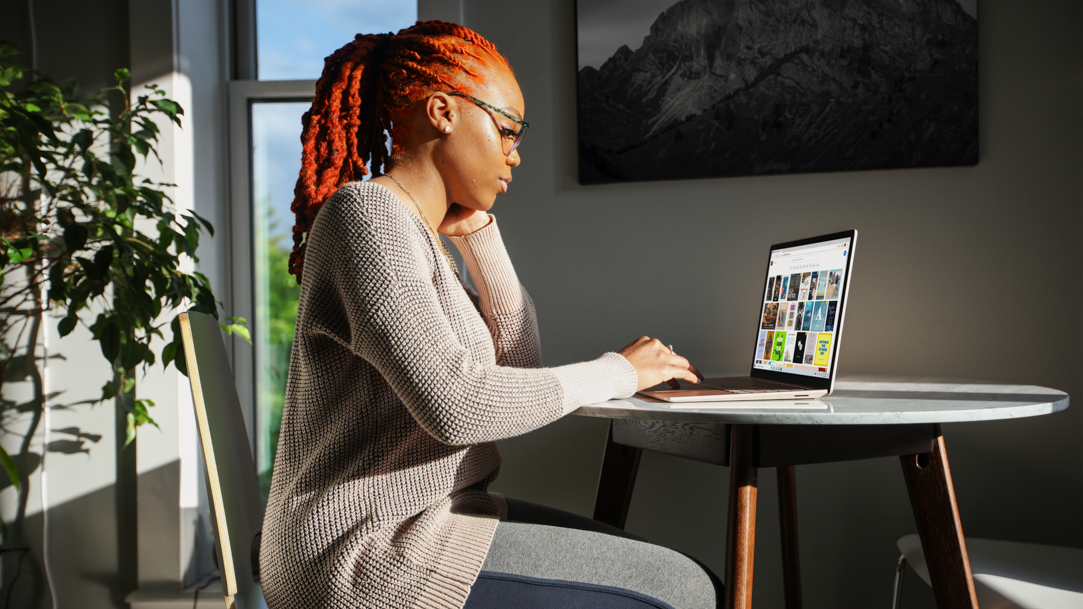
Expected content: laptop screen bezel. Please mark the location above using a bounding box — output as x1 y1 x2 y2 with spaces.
748 229 857 392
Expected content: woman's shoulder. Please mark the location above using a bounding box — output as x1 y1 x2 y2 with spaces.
320 180 409 225
310 180 430 269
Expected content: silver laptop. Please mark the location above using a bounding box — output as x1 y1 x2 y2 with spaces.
641 230 857 403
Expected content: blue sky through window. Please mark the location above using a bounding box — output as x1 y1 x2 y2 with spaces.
257 0 418 80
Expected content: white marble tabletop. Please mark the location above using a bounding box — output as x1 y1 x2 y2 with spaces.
573 376 1069 425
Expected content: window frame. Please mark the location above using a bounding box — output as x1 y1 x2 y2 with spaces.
227 79 315 453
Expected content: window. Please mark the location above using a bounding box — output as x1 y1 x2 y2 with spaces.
231 1 420 501
257 0 418 81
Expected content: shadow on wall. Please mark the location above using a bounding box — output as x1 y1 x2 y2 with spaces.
0 461 214 609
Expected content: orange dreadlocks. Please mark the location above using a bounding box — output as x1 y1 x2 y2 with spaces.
288 20 512 282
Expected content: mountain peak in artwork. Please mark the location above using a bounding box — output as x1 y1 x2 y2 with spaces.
576 0 978 184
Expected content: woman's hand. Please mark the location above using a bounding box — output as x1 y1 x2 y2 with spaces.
618 337 703 392
439 203 490 236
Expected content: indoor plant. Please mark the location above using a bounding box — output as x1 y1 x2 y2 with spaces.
0 43 245 542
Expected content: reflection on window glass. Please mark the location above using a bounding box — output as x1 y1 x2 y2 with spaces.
252 102 308 500
257 0 418 80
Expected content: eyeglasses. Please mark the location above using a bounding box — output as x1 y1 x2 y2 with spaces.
448 92 529 157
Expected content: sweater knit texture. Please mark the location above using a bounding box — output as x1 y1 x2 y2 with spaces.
260 181 638 609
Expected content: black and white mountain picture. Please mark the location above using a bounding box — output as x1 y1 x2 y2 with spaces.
575 0 979 184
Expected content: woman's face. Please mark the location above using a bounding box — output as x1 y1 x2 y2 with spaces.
440 68 525 212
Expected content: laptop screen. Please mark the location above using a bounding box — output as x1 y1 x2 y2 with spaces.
752 231 856 386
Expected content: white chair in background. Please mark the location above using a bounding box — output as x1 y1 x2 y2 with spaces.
892 533 1083 609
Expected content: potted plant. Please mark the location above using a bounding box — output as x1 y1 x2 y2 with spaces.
0 42 245 556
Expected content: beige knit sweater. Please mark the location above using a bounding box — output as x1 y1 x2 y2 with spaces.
260 181 638 609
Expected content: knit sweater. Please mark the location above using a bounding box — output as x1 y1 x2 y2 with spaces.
260 181 639 609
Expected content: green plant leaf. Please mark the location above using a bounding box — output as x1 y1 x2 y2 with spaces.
133 399 159 428
101 377 120 400
99 321 120 363
221 323 251 343
173 339 188 377
93 246 114 276
7 245 33 265
125 412 136 447
0 445 20 493
62 223 88 253
161 341 176 369
57 315 77 338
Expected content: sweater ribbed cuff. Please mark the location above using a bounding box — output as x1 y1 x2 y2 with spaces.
552 352 639 415
449 216 525 317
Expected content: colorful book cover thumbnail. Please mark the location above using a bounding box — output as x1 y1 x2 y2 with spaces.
787 303 797 328
761 303 778 329
780 276 790 301
794 331 807 363
765 277 775 301
772 331 787 361
788 273 800 300
756 331 767 360
799 272 811 301
794 303 804 330
764 331 775 359
826 270 841 298
825 301 838 332
814 332 833 367
803 332 817 364
808 273 818 300
802 302 813 331
815 270 827 299
772 275 782 301
776 304 787 329
784 332 796 362
812 301 827 332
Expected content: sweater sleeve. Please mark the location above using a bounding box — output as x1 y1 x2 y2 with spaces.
449 216 541 369
308 187 638 445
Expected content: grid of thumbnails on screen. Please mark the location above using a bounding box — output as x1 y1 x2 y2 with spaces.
755 238 850 379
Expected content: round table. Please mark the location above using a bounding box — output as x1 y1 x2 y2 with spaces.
573 378 1069 609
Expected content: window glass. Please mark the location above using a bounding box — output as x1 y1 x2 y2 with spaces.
251 101 308 499
256 0 418 80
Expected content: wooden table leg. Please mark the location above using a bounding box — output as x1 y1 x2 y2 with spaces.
725 424 758 609
593 420 642 529
777 465 802 609
899 428 978 609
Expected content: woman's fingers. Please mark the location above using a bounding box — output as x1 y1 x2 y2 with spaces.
688 362 705 383
620 337 702 390
670 365 701 384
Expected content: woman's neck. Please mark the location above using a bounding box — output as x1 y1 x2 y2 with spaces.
374 159 449 229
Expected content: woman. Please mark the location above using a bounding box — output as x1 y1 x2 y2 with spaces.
261 21 719 609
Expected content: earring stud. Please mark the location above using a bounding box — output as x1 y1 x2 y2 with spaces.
443 126 451 133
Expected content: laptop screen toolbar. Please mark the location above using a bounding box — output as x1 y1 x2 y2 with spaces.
753 236 852 380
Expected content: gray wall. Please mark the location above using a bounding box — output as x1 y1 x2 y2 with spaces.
471 1 1083 607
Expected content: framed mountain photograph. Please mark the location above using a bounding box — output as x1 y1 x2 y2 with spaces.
575 0 979 184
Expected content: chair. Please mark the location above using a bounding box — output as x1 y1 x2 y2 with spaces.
892 533 1083 609
178 311 266 609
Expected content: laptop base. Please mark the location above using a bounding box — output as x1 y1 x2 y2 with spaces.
638 376 827 403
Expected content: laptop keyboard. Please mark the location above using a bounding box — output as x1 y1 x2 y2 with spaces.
699 377 799 393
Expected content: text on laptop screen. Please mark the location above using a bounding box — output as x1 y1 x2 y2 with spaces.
753 237 851 379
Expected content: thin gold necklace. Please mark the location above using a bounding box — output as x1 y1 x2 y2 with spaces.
384 173 458 273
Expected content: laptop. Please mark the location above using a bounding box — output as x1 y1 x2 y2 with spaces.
640 230 857 404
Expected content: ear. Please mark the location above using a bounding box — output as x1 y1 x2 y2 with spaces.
425 92 457 134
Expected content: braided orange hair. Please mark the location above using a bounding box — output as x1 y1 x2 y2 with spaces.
288 20 512 282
